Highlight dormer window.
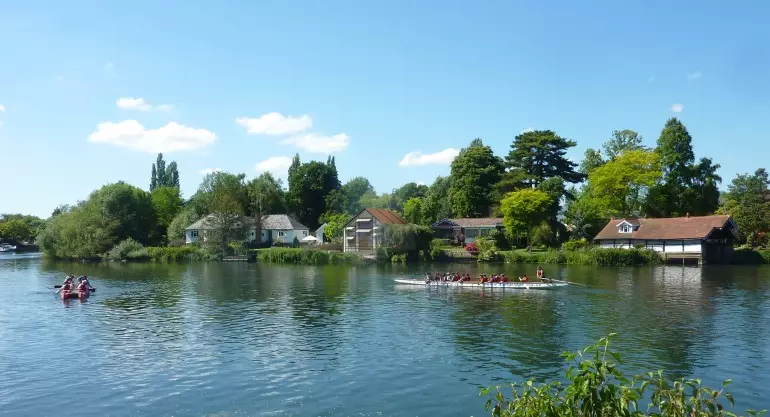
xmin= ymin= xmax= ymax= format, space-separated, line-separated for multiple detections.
xmin=620 ymin=224 xmax=632 ymax=233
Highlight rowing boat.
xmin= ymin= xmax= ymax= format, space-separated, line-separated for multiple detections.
xmin=393 ymin=279 xmax=568 ymax=290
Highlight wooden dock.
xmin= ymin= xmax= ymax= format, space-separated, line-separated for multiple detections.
xmin=222 ymin=255 xmax=249 ymax=262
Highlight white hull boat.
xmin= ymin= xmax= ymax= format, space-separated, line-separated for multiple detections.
xmin=0 ymin=244 xmax=17 ymax=253
xmin=394 ymin=279 xmax=568 ymax=290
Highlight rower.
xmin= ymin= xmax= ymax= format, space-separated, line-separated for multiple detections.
xmin=519 ymin=274 xmax=530 ymax=283
xmin=501 ymin=274 xmax=509 ymax=283
xmin=536 ymin=266 xmax=544 ymax=281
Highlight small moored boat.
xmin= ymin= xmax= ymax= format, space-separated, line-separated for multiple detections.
xmin=394 ymin=279 xmax=568 ymax=290
xmin=0 ymin=244 xmax=17 ymax=253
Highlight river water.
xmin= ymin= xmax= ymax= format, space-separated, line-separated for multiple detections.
xmin=1 ymin=253 xmax=769 ymax=416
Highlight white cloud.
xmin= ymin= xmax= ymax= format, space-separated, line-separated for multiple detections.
xmin=199 ymin=168 xmax=221 ymax=175
xmin=236 ymin=112 xmax=312 ymax=135
xmin=671 ymin=103 xmax=684 ymax=113
xmin=87 ymin=120 xmax=217 ymax=153
xmin=116 ymin=97 xmax=173 ymax=112
xmin=686 ymin=71 xmax=702 ymax=80
xmin=521 ymin=127 xmax=535 ymax=134
xmin=0 ymin=104 xmax=5 ymax=112
xmin=399 ymin=148 xmax=460 ymax=167
xmin=255 ymin=156 xmax=293 ymax=178
xmin=282 ymin=133 xmax=350 ymax=154
xmin=416 ymin=181 xmax=426 ymax=186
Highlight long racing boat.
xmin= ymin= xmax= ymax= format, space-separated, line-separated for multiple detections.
xmin=394 ymin=279 xmax=568 ymax=290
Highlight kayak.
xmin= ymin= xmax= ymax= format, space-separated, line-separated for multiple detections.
xmin=61 ymin=290 xmax=90 ymax=300
xmin=394 ymin=279 xmax=568 ymax=290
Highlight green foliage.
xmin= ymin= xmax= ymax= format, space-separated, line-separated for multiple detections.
xmin=603 ymin=129 xmax=646 ymax=160
xmin=392 ymin=182 xmax=428 ymax=212
xmin=481 ymin=334 xmax=764 ymax=417
xmin=730 ymin=248 xmax=770 ymax=265
xmin=254 ymin=247 xmax=363 ymax=265
xmin=247 ymin=172 xmax=286 ymax=215
xmin=721 ymin=169 xmax=770 ymax=245
xmin=421 ymin=176 xmax=453 ymax=224
xmin=503 ymin=130 xmax=585 ymax=190
xmin=488 ymin=228 xmax=511 ymax=250
xmin=499 ymin=248 xmax=661 ymax=266
xmin=150 ymin=153 xmax=179 ymax=190
xmin=38 ymin=182 xmax=159 ymax=259
xmin=146 ymin=246 xmax=216 ymax=261
xmin=474 ymin=236 xmax=501 ymax=261
xmin=579 ymin=148 xmax=605 ymax=175
xmin=167 ymin=208 xmax=199 ymax=244
xmin=287 ymin=160 xmax=340 ymax=230
xmin=383 ymin=223 xmax=433 ymax=253
xmin=449 ymin=138 xmax=505 ymax=217
xmin=193 ymin=171 xmax=249 ymax=217
xmin=564 ymin=186 xmax=607 ymax=240
xmin=107 ymin=238 xmax=149 ymax=261
xmin=562 ymin=238 xmax=591 ymax=251
xmin=151 ymin=186 xmax=183 ymax=241
xmin=340 ymin=176 xmax=374 ymax=214
xmin=320 ymin=212 xmax=350 ymax=243
xmin=402 ymin=197 xmax=424 ymax=224
xmin=588 ymin=149 xmax=661 ymax=216
xmin=500 ymin=189 xmax=553 ymax=250
xmin=429 ymin=238 xmax=450 ymax=260
xmin=0 ymin=214 xmax=43 ymax=242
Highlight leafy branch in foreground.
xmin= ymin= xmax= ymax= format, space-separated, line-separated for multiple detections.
xmin=481 ymin=334 xmax=766 ymax=417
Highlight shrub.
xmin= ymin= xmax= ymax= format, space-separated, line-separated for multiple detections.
xmin=107 ymin=238 xmax=149 ymax=261
xmin=501 ymin=248 xmax=662 ymax=266
xmin=732 ymin=248 xmax=770 ymax=265
xmin=475 ymin=237 xmax=501 ymax=261
xmin=391 ymin=253 xmax=408 ymax=263
xmin=481 ymin=333 xmax=764 ymax=417
xmin=488 ymin=229 xmax=511 ymax=250
xmin=254 ymin=247 xmax=363 ymax=265
xmin=146 ymin=246 xmax=215 ymax=261
xmin=430 ymin=238 xmax=450 ymax=260
xmin=562 ymin=237 xmax=591 ymax=251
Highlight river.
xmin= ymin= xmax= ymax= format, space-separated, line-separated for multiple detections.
xmin=1 ymin=253 xmax=768 ymax=416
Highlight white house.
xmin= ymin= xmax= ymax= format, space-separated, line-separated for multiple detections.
xmin=593 ymin=214 xmax=738 ymax=264
xmin=185 ymin=214 xmax=310 ymax=245
xmin=316 ymin=223 xmax=327 ymax=243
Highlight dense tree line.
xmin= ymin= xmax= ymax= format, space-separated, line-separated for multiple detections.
xmin=33 ymin=116 xmax=768 ymax=258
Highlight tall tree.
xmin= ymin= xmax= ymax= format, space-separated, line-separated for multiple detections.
xmin=537 ymin=177 xmax=569 ymax=245
xmin=500 ymin=189 xmax=553 ymax=251
xmin=247 ymin=172 xmax=286 ymax=216
xmin=564 ymin=187 xmax=606 ymax=240
xmin=155 ymin=153 xmax=167 ymax=189
xmin=402 ymin=197 xmax=424 ymax=225
xmin=588 ymin=149 xmax=661 ymax=217
xmin=288 ymin=161 xmax=340 ymax=229
xmin=579 ymin=148 xmax=605 ymax=176
xmin=688 ymin=157 xmax=722 ymax=216
xmin=393 ymin=182 xmax=429 ymax=211
xmin=151 ymin=186 xmax=184 ymax=241
xmin=340 ymin=177 xmax=374 ymax=214
xmin=449 ymin=138 xmax=504 ymax=217
xmin=422 ymin=176 xmax=452 ymax=224
xmin=720 ymin=168 xmax=770 ymax=245
xmin=193 ymin=171 xmax=249 ymax=216
xmin=289 ymin=153 xmax=301 ymax=179
xmin=150 ymin=164 xmax=158 ymax=191
xmin=603 ymin=129 xmax=645 ymax=160
xmin=503 ymin=130 xmax=585 ymax=190
xmin=165 ymin=161 xmax=180 ymax=188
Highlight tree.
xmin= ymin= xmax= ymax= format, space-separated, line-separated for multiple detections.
xmin=603 ymin=129 xmax=645 ymax=160
xmin=720 ymin=168 xmax=770 ymax=246
xmin=155 ymin=153 xmax=167 ymax=189
xmin=358 ymin=191 xmax=396 ymax=210
xmin=449 ymin=138 xmax=504 ymax=217
xmin=192 ymin=171 xmax=249 ymax=216
xmin=500 ymin=189 xmax=553 ymax=251
xmin=422 ymin=176 xmax=452 ymax=224
xmin=588 ymin=150 xmax=661 ymax=216
xmin=165 ymin=161 xmax=180 ymax=188
xmin=579 ymin=148 xmax=605 ymax=176
xmin=688 ymin=157 xmax=722 ymax=216
xmin=287 ymin=161 xmax=340 ymax=230
xmin=151 ymin=186 xmax=184 ymax=242
xmin=402 ymin=197 xmax=424 ymax=224
xmin=288 ymin=153 xmax=301 ymax=179
xmin=151 ymin=164 xmax=158 ymax=190
xmin=564 ymin=187 xmax=606 ymax=240
xmin=167 ymin=207 xmax=199 ymax=244
xmin=503 ymin=130 xmax=585 ymax=189
xmin=247 ymin=172 xmax=286 ymax=216
xmin=536 ymin=177 xmax=569 ymax=245
xmin=393 ymin=182 xmax=429 ymax=211
xmin=0 ymin=218 xmax=34 ymax=241
xmin=340 ymin=177 xmax=374 ymax=214
xmin=319 ymin=212 xmax=350 ymax=243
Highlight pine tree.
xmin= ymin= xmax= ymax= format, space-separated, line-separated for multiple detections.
xmin=155 ymin=153 xmax=167 ymax=188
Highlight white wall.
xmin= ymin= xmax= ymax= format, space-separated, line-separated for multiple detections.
xmin=597 ymin=239 xmax=702 ymax=253
xmin=187 ymin=228 xmax=309 ymax=245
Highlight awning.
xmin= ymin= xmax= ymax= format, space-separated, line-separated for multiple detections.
xmin=301 ymin=235 xmax=318 ymax=242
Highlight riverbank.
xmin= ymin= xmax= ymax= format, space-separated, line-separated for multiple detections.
xmin=498 ymin=247 xmax=663 ymax=266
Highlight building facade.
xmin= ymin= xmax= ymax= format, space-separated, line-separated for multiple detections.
xmin=343 ymin=208 xmax=406 ymax=253
xmin=185 ymin=214 xmax=310 ymax=245
xmin=431 ymin=218 xmax=504 ymax=244
xmin=593 ymin=215 xmax=738 ymax=264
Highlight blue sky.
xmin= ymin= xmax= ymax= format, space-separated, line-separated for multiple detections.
xmin=1 ymin=0 xmax=769 ymax=218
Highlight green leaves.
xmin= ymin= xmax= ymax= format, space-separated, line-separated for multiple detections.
xmin=500 ymin=189 xmax=553 ymax=250
xmin=480 ymin=334 xmax=763 ymax=417
xmin=449 ymin=138 xmax=504 ymax=217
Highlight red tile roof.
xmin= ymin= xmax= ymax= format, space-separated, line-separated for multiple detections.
xmin=366 ymin=208 xmax=407 ymax=225
xmin=594 ymin=215 xmax=734 ymax=240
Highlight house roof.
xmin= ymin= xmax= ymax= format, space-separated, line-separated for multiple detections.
xmin=594 ymin=215 xmax=735 ymax=240
xmin=365 ymin=208 xmax=407 ymax=224
xmin=432 ymin=218 xmax=504 ymax=228
xmin=186 ymin=214 xmax=308 ymax=231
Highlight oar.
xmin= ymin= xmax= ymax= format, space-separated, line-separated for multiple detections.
xmin=545 ymin=278 xmax=587 ymax=287
xmin=54 ymin=285 xmax=96 ymax=292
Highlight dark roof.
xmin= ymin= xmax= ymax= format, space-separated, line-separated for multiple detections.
xmin=433 ymin=218 xmax=504 ymax=228
xmin=594 ymin=215 xmax=735 ymax=240
xmin=365 ymin=208 xmax=407 ymax=224
xmin=186 ymin=214 xmax=308 ymax=231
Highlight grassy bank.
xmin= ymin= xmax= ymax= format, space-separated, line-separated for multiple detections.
xmin=499 ymin=247 xmax=663 ymax=266
xmin=253 ymin=247 xmax=365 ymax=265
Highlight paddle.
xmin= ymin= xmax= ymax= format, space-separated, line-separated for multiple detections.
xmin=54 ymin=285 xmax=96 ymax=292
xmin=544 ymin=277 xmax=587 ymax=287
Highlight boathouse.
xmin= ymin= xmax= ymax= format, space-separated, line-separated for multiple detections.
xmin=430 ymin=218 xmax=504 ymax=245
xmin=593 ymin=214 xmax=738 ymax=264
xmin=342 ymin=208 xmax=406 ymax=254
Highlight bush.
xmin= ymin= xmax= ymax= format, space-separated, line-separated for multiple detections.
xmin=482 ymin=333 xmax=764 ymax=417
xmin=475 ymin=237 xmax=501 ymax=261
xmin=562 ymin=237 xmax=591 ymax=251
xmin=254 ymin=247 xmax=363 ymax=265
xmin=465 ymin=242 xmax=478 ymax=253
xmin=731 ymin=248 xmax=770 ymax=265
xmin=500 ymin=248 xmax=662 ymax=266
xmin=430 ymin=238 xmax=450 ymax=260
xmin=391 ymin=253 xmax=408 ymax=263
xmin=488 ymin=229 xmax=511 ymax=250
xmin=146 ymin=246 xmax=215 ymax=261
xmin=107 ymin=238 xmax=149 ymax=261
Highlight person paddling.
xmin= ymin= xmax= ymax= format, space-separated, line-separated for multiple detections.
xmin=519 ymin=274 xmax=530 ymax=283
xmin=77 ymin=278 xmax=90 ymax=298
xmin=536 ymin=266 xmax=544 ymax=281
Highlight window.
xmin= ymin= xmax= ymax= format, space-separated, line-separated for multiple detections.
xmin=302 ymin=230 xmax=308 ymax=236
xmin=278 ymin=231 xmax=285 ymax=237
xmin=619 ymin=224 xmax=632 ymax=233
xmin=191 ymin=230 xmax=198 ymax=237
